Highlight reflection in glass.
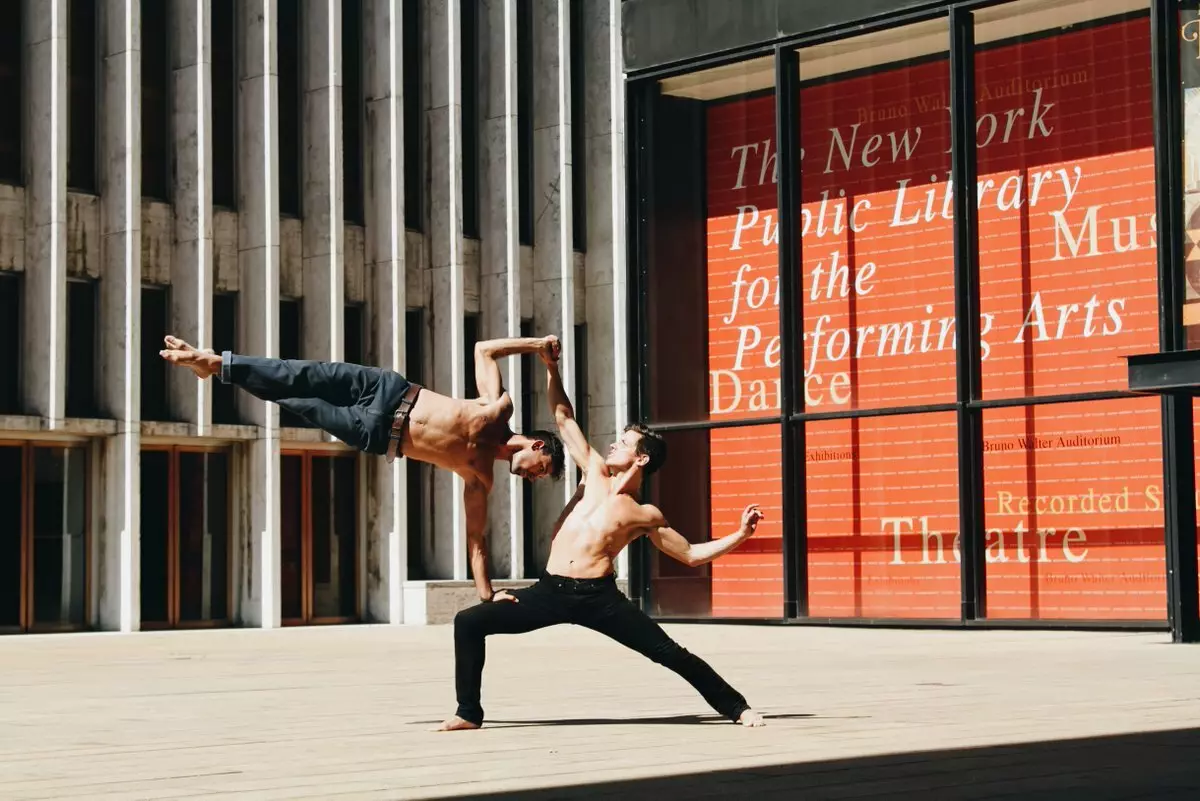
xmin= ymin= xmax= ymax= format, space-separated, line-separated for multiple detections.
xmin=179 ymin=452 xmax=230 ymax=623
xmin=797 ymin=18 xmax=955 ymax=412
xmin=647 ymin=57 xmax=780 ymax=425
xmin=0 ymin=446 xmax=22 ymax=627
xmin=974 ymin=1 xmax=1156 ymax=398
xmin=983 ymin=397 xmax=1165 ymax=621
xmin=806 ymin=413 xmax=961 ymax=619
xmin=648 ymin=426 xmax=783 ymax=619
xmin=33 ymin=447 xmax=87 ymax=626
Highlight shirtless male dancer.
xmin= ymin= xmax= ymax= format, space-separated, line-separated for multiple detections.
xmin=159 ymin=334 xmax=565 ymax=602
xmin=439 ymin=336 xmax=765 ymax=730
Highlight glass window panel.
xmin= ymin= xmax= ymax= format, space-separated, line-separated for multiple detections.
xmin=0 ymin=273 xmax=21 ymax=414
xmin=66 ymin=280 xmax=98 ymax=418
xmin=1194 ymin=399 xmax=1200 ymax=610
xmin=140 ymin=287 xmax=170 ymax=422
xmin=647 ymin=424 xmax=783 ymax=618
xmin=0 ymin=446 xmax=22 ymax=627
xmin=280 ymin=454 xmax=304 ymax=620
xmin=647 ymin=56 xmax=778 ymax=425
xmin=0 ymin=0 xmax=21 ymax=186
xmin=212 ymin=292 xmax=239 ymax=424
xmin=311 ymin=455 xmax=357 ymax=619
xmin=178 ymin=452 xmax=230 ymax=623
xmin=343 ymin=0 xmax=364 ymax=223
xmin=806 ymin=412 xmax=960 ymax=619
xmin=68 ymin=0 xmax=98 ymax=193
xmin=797 ymin=18 xmax=954 ymax=411
xmin=403 ymin=0 xmax=422 ymax=232
xmin=1184 ymin=4 xmax=1200 ymax=345
xmin=139 ymin=450 xmax=170 ymax=625
xmin=140 ymin=0 xmax=171 ymax=201
xmin=278 ymin=0 xmax=302 ymax=217
xmin=211 ymin=0 xmax=237 ymax=209
xmin=33 ymin=447 xmax=87 ymax=627
xmin=974 ymin=2 xmax=1157 ymax=399
xmin=984 ymin=397 xmax=1165 ymax=621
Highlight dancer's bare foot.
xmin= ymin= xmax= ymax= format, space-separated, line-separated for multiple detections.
xmin=160 ymin=335 xmax=221 ymax=380
xmin=738 ymin=709 xmax=766 ymax=727
xmin=435 ymin=716 xmax=481 ymax=732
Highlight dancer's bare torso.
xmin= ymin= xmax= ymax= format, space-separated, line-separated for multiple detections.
xmin=544 ymin=475 xmax=655 ymax=579
xmin=400 ymin=389 xmax=514 ymax=488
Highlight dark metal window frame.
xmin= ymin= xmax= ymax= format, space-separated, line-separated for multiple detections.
xmin=0 ymin=440 xmax=93 ymax=634
xmin=626 ymin=0 xmax=1198 ymax=640
xmin=278 ymin=448 xmax=362 ymax=626
xmin=137 ymin=444 xmax=235 ymax=631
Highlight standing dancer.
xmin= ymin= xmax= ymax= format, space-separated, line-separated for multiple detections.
xmin=439 ymin=337 xmax=765 ymax=730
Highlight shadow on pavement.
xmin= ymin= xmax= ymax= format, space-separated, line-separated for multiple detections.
xmin=410 ymin=712 xmax=824 ymax=728
xmin=481 ymin=712 xmax=818 ymax=727
xmin=449 ymin=726 xmax=1200 ymax=800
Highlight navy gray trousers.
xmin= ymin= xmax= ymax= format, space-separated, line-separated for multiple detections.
xmin=219 ymin=352 xmax=412 ymax=456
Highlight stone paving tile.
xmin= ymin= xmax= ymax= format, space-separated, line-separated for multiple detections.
xmin=0 ymin=625 xmax=1198 ymax=799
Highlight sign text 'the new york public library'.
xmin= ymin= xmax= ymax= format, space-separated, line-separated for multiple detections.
xmin=700 ymin=16 xmax=1174 ymax=621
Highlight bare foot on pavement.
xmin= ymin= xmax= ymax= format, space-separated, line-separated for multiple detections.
xmin=738 ymin=709 xmax=766 ymax=727
xmin=435 ymin=716 xmax=481 ymax=732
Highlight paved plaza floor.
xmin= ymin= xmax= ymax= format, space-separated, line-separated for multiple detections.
xmin=1 ymin=623 xmax=1198 ymax=799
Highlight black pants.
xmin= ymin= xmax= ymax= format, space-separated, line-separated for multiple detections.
xmin=453 ymin=573 xmax=751 ymax=726
xmin=219 ymin=351 xmax=412 ymax=455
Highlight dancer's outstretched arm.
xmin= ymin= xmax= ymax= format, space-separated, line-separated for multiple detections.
xmin=541 ymin=336 xmax=604 ymax=476
xmin=645 ymin=504 xmax=764 ymax=567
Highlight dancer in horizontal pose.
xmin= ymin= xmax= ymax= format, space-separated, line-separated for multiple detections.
xmin=160 ymin=334 xmax=565 ymax=602
xmin=439 ymin=336 xmax=765 ymax=730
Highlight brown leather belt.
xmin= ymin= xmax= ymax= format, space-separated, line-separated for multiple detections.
xmin=385 ymin=383 xmax=422 ymax=463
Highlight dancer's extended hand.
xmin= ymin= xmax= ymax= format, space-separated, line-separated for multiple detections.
xmin=740 ymin=504 xmax=764 ymax=536
xmin=540 ymin=335 xmax=561 ymax=365
xmin=492 ymin=590 xmax=519 ymax=603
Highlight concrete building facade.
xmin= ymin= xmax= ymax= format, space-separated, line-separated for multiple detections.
xmin=0 ymin=0 xmax=629 ymax=634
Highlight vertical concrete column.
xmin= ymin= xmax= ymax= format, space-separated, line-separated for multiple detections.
xmin=363 ymin=0 xmax=407 ymax=623
xmin=479 ymin=0 xmax=522 ymax=579
xmin=608 ymin=0 xmax=630 ymax=579
xmin=22 ymin=0 xmax=68 ymax=425
xmin=531 ymin=0 xmax=575 ymax=565
xmin=607 ymin=0 xmax=629 ymax=580
xmin=301 ymin=0 xmax=344 ymax=364
xmin=169 ymin=0 xmax=213 ymax=431
xmin=237 ymin=0 xmax=281 ymax=628
xmin=580 ymin=0 xmax=629 ymax=579
xmin=426 ymin=0 xmax=465 ymax=580
xmin=97 ymin=0 xmax=142 ymax=631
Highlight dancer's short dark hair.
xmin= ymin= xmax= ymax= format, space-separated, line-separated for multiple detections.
xmin=625 ymin=423 xmax=667 ymax=475
xmin=528 ymin=429 xmax=566 ymax=480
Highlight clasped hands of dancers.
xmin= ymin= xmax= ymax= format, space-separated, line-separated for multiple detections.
xmin=161 ymin=333 xmax=765 ymax=729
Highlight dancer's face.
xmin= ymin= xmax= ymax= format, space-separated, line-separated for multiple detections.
xmin=604 ymin=430 xmax=648 ymax=473
xmin=511 ymin=443 xmax=552 ymax=481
